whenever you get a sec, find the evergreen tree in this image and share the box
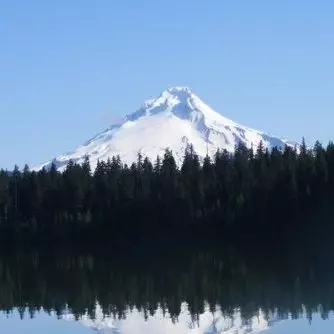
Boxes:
[0,137,333,241]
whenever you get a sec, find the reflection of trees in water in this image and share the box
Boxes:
[3,304,275,334]
[68,303,272,334]
[0,243,332,325]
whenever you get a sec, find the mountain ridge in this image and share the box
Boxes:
[36,86,296,171]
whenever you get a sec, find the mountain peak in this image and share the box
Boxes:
[36,87,295,172]
[147,86,197,106]
[127,86,200,122]
[153,86,196,105]
[166,86,193,95]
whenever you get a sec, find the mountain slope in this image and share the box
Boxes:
[37,86,295,171]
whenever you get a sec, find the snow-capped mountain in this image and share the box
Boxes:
[37,86,295,171]
[63,302,279,334]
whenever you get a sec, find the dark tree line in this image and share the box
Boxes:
[0,139,334,241]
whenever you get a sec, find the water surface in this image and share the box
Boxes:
[0,243,333,333]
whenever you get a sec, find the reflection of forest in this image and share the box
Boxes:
[63,302,273,333]
[0,242,332,324]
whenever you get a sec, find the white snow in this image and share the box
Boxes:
[63,302,275,334]
[35,86,296,171]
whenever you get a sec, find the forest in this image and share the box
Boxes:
[0,139,334,242]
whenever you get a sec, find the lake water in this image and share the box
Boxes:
[3,306,334,333]
[0,242,333,333]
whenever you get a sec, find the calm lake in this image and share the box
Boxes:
[0,241,333,333]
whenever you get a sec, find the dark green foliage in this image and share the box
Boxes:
[0,140,334,241]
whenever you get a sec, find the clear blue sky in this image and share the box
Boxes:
[1,0,333,169]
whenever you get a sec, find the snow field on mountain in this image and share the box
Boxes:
[36,86,294,171]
